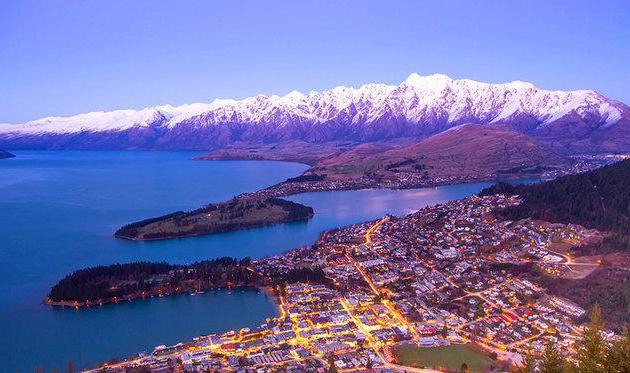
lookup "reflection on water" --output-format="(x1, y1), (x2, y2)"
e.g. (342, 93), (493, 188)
(0, 151), (537, 371)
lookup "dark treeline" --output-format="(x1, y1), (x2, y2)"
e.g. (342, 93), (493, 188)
(495, 165), (553, 175)
(114, 211), (188, 238)
(285, 174), (327, 183)
(274, 267), (329, 285)
(384, 158), (416, 170)
(267, 198), (314, 220)
(481, 159), (630, 328)
(47, 257), (260, 303)
(481, 159), (630, 251)
(47, 257), (330, 304)
(48, 262), (174, 302)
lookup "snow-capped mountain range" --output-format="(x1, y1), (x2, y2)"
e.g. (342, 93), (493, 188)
(1, 73), (628, 152)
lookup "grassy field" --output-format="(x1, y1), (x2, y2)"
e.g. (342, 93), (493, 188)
(393, 343), (492, 372)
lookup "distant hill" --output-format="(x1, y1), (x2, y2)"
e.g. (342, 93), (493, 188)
(195, 140), (395, 166)
(0, 150), (15, 159)
(307, 124), (572, 183)
(481, 158), (630, 245)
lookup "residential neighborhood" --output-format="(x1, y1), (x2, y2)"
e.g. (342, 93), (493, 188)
(92, 194), (610, 372)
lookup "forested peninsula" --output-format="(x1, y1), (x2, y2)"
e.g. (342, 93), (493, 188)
(115, 197), (314, 240)
(46, 257), (327, 306)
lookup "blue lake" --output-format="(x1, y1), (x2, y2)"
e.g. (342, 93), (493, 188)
(0, 151), (525, 371)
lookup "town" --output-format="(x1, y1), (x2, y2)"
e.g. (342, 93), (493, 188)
(91, 193), (610, 372)
(240, 154), (619, 202)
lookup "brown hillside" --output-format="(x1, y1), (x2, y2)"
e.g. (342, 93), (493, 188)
(308, 124), (571, 181)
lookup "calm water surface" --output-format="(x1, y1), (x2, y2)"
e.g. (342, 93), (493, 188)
(0, 151), (523, 371)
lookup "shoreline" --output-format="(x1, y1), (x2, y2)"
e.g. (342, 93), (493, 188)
(112, 173), (547, 242)
(110, 145), (616, 243)
(48, 177), (548, 311)
(113, 214), (313, 242)
(45, 285), (264, 309)
(114, 196), (314, 241)
(259, 286), (283, 319)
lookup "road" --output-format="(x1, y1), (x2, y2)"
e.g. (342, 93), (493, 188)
(341, 217), (444, 372)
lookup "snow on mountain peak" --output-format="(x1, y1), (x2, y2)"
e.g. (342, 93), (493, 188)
(505, 80), (535, 90)
(0, 73), (625, 136)
(284, 90), (305, 100)
(403, 73), (452, 89)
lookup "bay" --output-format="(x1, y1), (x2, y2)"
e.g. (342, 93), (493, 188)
(0, 151), (531, 371)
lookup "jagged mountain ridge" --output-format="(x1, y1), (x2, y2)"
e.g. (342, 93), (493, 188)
(1, 73), (628, 152)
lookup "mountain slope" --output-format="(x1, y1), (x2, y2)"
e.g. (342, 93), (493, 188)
(481, 158), (630, 239)
(307, 124), (572, 183)
(481, 159), (630, 327)
(0, 74), (627, 151)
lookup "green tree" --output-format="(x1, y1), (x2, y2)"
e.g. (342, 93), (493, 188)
(575, 304), (605, 372)
(327, 356), (339, 373)
(603, 328), (630, 373)
(460, 362), (469, 373)
(539, 342), (565, 373)
(516, 350), (536, 373)
(441, 323), (448, 338)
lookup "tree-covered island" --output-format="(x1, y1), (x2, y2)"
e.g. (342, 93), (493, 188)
(114, 197), (314, 240)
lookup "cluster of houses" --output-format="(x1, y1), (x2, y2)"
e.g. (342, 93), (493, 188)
(95, 193), (602, 372)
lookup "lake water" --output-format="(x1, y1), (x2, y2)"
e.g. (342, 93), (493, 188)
(0, 151), (523, 371)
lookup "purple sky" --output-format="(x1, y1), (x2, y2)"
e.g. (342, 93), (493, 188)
(1, 0), (629, 123)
